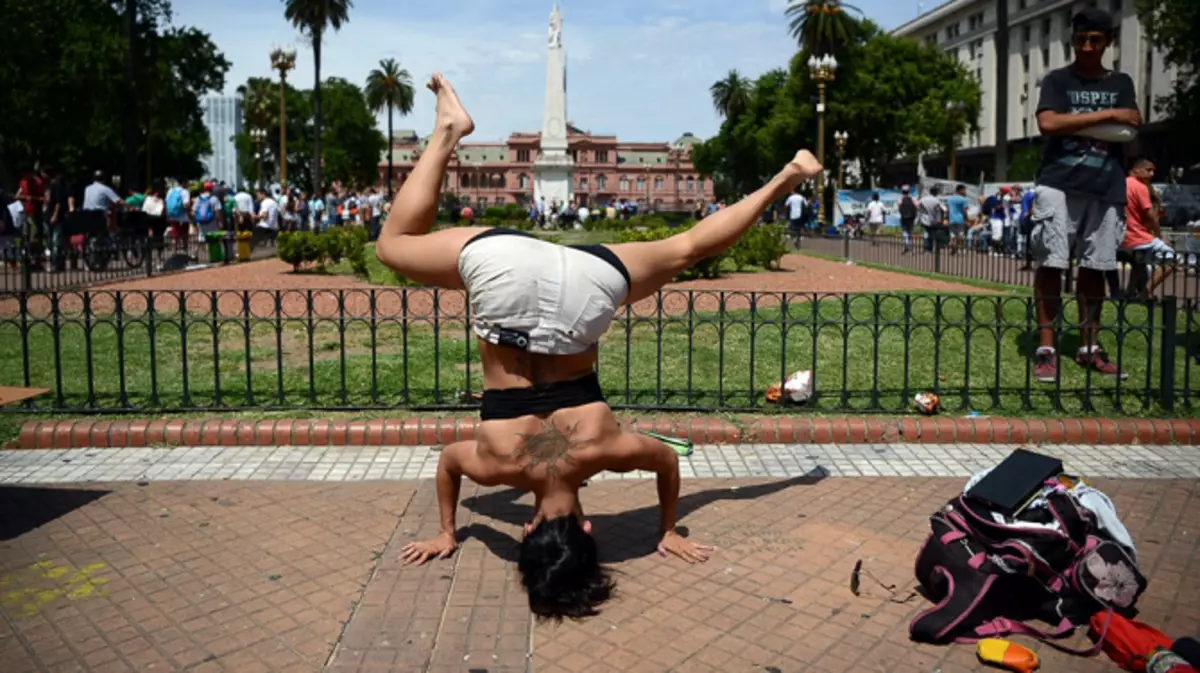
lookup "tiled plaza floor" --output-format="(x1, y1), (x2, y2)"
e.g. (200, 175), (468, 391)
(1, 445), (1197, 672)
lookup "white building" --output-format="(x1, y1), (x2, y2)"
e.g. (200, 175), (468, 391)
(200, 95), (243, 186)
(892, 0), (1177, 180)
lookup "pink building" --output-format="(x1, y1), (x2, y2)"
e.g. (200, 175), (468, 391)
(376, 124), (715, 212)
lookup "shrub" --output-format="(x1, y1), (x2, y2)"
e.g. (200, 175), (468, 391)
(730, 224), (787, 271)
(277, 226), (370, 275)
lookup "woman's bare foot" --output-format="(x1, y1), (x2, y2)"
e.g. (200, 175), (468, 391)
(427, 73), (475, 140)
(783, 150), (822, 185)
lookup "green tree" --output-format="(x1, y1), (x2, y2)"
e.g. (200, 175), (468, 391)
(1135, 0), (1200, 158)
(284, 0), (353, 194)
(234, 78), (313, 189)
(785, 0), (862, 55)
(692, 18), (982, 192)
(365, 58), (415, 197)
(709, 70), (752, 120)
(320, 78), (387, 189)
(0, 0), (227, 188)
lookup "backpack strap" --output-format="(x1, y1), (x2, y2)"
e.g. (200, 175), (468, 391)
(970, 608), (1112, 657)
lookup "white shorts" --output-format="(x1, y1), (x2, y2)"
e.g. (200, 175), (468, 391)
(457, 229), (630, 355)
(989, 218), (1004, 242)
(1125, 237), (1175, 261)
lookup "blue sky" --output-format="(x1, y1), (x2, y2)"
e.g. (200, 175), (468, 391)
(174, 0), (922, 143)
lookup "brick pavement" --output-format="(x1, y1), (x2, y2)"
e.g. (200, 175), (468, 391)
(1, 460), (1197, 672)
(0, 482), (414, 672)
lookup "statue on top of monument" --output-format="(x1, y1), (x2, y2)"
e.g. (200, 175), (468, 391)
(548, 5), (562, 47)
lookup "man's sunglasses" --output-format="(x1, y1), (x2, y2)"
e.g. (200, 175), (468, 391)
(1072, 33), (1109, 47)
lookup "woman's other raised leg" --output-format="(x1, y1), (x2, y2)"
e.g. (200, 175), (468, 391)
(608, 150), (822, 303)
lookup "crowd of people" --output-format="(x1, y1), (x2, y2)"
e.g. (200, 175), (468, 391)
(0, 166), (396, 272)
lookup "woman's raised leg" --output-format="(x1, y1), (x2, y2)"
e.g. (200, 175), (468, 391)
(375, 74), (489, 289)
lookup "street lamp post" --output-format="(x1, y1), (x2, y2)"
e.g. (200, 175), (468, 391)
(270, 46), (297, 191)
(945, 100), (966, 182)
(834, 130), (849, 253)
(250, 128), (267, 188)
(834, 131), (849, 192)
(807, 54), (838, 224)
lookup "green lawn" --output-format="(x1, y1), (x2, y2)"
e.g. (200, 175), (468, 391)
(1, 292), (1194, 417)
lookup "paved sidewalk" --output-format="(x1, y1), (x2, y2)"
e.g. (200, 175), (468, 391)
(3, 442), (1199, 484)
(1, 446), (1197, 672)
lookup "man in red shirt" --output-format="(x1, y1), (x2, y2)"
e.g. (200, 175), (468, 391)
(1120, 157), (1174, 298)
(16, 167), (47, 270)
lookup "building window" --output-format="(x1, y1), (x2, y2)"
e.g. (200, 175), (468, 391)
(1062, 40), (1071, 62)
(946, 23), (959, 40)
(1042, 18), (1050, 37)
(495, 174), (505, 188)
(1042, 47), (1050, 68)
(518, 173), (528, 189)
(460, 173), (469, 188)
(597, 174), (607, 189)
(580, 177), (588, 190)
(596, 150), (608, 163)
(675, 176), (683, 191)
(517, 149), (530, 162)
(1022, 53), (1030, 73)
(1023, 25), (1031, 43)
(570, 150), (578, 162)
(653, 176), (663, 191)
(968, 12), (983, 31)
(636, 177), (646, 191)
(1019, 0), (1027, 9)
(686, 177), (695, 192)
(619, 176), (629, 191)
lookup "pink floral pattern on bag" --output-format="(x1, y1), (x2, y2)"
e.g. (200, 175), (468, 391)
(1085, 553), (1139, 607)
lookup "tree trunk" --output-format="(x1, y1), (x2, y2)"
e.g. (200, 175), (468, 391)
(312, 29), (323, 194)
(123, 0), (140, 192)
(386, 102), (394, 198)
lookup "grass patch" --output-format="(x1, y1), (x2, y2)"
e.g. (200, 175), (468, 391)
(1, 293), (1194, 417)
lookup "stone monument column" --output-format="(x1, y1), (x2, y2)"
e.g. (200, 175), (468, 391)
(533, 4), (574, 208)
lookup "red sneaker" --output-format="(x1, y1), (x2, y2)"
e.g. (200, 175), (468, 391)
(1075, 348), (1128, 379)
(1034, 350), (1058, 383)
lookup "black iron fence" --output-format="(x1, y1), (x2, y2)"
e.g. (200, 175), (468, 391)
(0, 211), (278, 293)
(1, 288), (1195, 416)
(793, 227), (1200, 299)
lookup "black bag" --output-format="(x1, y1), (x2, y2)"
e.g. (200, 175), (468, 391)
(910, 487), (1146, 654)
(898, 196), (917, 220)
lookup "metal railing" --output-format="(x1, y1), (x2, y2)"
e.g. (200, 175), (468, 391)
(793, 227), (1200, 299)
(1, 288), (1194, 416)
(0, 212), (278, 293)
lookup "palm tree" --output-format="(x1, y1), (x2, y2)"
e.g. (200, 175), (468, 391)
(365, 58), (415, 198)
(709, 70), (751, 120)
(283, 0), (353, 195)
(785, 0), (862, 54)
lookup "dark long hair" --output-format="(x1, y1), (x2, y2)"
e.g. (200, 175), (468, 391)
(517, 516), (616, 622)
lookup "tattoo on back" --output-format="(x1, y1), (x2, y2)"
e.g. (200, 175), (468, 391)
(513, 421), (585, 480)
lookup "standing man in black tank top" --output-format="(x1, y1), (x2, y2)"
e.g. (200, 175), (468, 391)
(373, 74), (823, 621)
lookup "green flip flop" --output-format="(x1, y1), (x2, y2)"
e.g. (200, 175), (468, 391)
(640, 431), (694, 457)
